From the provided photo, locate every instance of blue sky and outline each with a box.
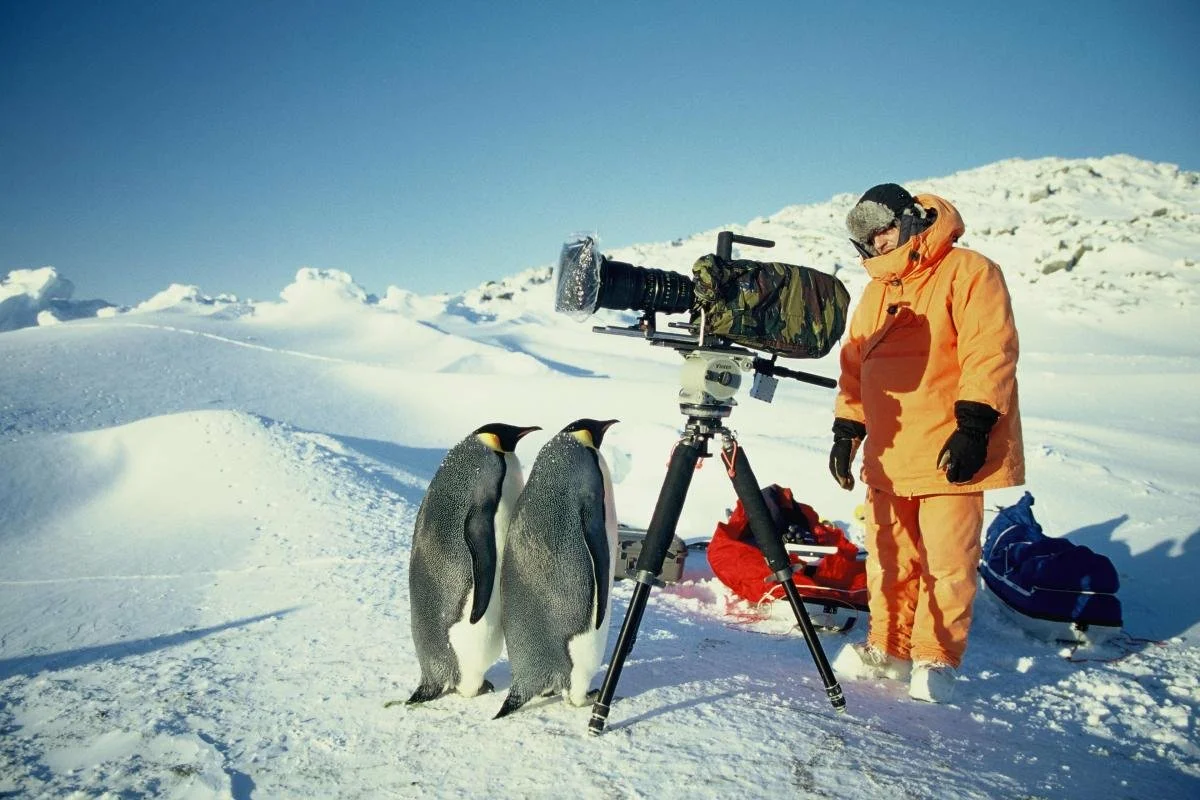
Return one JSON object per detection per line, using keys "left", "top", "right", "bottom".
{"left": 3, "top": 1, "right": 1198, "bottom": 305}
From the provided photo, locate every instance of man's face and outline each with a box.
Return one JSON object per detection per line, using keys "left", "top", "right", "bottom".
{"left": 873, "top": 223, "right": 901, "bottom": 255}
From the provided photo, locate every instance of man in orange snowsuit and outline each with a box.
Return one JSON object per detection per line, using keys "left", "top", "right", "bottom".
{"left": 828, "top": 183, "right": 1024, "bottom": 703}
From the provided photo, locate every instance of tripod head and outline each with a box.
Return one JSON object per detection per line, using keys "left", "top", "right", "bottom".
{"left": 678, "top": 348, "right": 747, "bottom": 419}
{"left": 677, "top": 344, "right": 846, "bottom": 440}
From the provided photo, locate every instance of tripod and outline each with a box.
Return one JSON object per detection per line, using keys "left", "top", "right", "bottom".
{"left": 588, "top": 349, "right": 847, "bottom": 735}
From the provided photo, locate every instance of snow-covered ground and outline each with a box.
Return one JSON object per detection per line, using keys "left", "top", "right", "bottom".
{"left": 1, "top": 155, "right": 1198, "bottom": 798}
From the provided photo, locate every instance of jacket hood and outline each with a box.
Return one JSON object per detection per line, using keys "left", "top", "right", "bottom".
{"left": 860, "top": 194, "right": 965, "bottom": 282}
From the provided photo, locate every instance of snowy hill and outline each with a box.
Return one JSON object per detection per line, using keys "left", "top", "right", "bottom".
{"left": 1, "top": 155, "right": 1198, "bottom": 798}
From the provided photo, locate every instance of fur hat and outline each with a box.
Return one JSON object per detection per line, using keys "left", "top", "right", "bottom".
{"left": 845, "top": 183, "right": 918, "bottom": 246}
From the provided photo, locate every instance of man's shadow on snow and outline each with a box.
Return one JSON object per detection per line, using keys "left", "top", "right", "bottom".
{"left": 1061, "top": 516, "right": 1199, "bottom": 641}
{"left": 0, "top": 608, "right": 298, "bottom": 680}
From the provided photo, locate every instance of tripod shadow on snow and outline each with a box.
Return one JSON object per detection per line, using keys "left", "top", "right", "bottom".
{"left": 563, "top": 590, "right": 845, "bottom": 726}
{"left": 1062, "top": 516, "right": 1200, "bottom": 640}
{"left": 0, "top": 608, "right": 297, "bottom": 680}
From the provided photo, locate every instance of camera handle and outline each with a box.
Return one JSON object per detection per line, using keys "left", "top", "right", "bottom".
{"left": 588, "top": 415, "right": 846, "bottom": 736}
{"left": 716, "top": 231, "right": 775, "bottom": 260}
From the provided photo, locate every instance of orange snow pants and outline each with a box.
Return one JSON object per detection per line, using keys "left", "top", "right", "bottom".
{"left": 864, "top": 487, "right": 984, "bottom": 668}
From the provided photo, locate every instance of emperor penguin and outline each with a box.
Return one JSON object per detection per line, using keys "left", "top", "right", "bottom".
{"left": 406, "top": 422, "right": 540, "bottom": 704}
{"left": 495, "top": 418, "right": 619, "bottom": 718}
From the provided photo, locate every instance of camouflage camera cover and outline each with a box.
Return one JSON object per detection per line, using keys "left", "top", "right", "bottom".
{"left": 690, "top": 254, "right": 849, "bottom": 359}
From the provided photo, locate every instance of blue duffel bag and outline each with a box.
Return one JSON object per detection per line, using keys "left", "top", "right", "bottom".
{"left": 979, "top": 492, "right": 1122, "bottom": 643}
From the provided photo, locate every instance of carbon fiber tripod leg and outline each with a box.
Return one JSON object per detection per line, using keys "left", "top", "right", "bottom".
{"left": 588, "top": 438, "right": 705, "bottom": 735}
{"left": 721, "top": 438, "right": 846, "bottom": 712}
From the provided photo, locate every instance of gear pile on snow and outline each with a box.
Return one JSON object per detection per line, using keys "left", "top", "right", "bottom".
{"left": 707, "top": 484, "right": 867, "bottom": 630}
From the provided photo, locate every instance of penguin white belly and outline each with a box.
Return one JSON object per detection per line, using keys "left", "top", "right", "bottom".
{"left": 564, "top": 455, "right": 619, "bottom": 706}
{"left": 565, "top": 617, "right": 611, "bottom": 706}
{"left": 447, "top": 452, "right": 523, "bottom": 696}
{"left": 447, "top": 591, "right": 503, "bottom": 696}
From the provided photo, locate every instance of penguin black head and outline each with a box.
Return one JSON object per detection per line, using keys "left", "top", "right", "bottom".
{"left": 472, "top": 423, "right": 541, "bottom": 453}
{"left": 560, "top": 418, "right": 619, "bottom": 450}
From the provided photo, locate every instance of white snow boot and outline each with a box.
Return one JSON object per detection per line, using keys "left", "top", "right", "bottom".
{"left": 909, "top": 661, "right": 958, "bottom": 703}
{"left": 832, "top": 642, "right": 911, "bottom": 681}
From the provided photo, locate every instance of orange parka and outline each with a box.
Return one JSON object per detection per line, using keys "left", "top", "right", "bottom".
{"left": 835, "top": 194, "right": 1024, "bottom": 496}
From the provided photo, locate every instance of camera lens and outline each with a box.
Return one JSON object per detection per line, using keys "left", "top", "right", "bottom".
{"left": 597, "top": 260, "right": 694, "bottom": 315}
{"left": 555, "top": 234, "right": 695, "bottom": 320}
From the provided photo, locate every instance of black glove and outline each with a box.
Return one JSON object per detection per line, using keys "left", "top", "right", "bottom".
{"left": 936, "top": 401, "right": 1000, "bottom": 484}
{"left": 829, "top": 418, "right": 867, "bottom": 491}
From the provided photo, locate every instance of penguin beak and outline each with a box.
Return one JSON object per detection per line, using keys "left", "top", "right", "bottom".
{"left": 508, "top": 425, "right": 541, "bottom": 452}
{"left": 477, "top": 424, "right": 542, "bottom": 453}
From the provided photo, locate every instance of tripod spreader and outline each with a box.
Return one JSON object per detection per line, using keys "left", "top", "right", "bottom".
{"left": 587, "top": 419, "right": 845, "bottom": 736}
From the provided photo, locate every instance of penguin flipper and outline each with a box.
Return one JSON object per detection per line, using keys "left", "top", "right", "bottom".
{"left": 493, "top": 690, "right": 528, "bottom": 719}
{"left": 463, "top": 505, "right": 498, "bottom": 624}
{"left": 581, "top": 502, "right": 611, "bottom": 629}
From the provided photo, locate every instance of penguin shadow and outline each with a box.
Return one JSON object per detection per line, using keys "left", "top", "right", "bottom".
{"left": 324, "top": 433, "right": 447, "bottom": 506}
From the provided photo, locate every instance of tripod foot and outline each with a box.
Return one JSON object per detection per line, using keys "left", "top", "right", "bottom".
{"left": 828, "top": 685, "right": 847, "bottom": 713}
{"left": 587, "top": 701, "right": 611, "bottom": 736}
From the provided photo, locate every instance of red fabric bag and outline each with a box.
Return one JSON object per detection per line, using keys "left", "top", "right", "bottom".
{"left": 707, "top": 485, "right": 868, "bottom": 610}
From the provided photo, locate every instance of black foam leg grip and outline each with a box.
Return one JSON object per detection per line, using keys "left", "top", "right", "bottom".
{"left": 726, "top": 445, "right": 792, "bottom": 575}
{"left": 634, "top": 440, "right": 703, "bottom": 575}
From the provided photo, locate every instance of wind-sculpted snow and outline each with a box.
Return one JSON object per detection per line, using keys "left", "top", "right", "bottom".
{"left": 0, "top": 267, "right": 116, "bottom": 331}
{"left": 0, "top": 155, "right": 1198, "bottom": 797}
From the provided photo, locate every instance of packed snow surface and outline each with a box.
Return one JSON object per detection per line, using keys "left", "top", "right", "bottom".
{"left": 2, "top": 155, "right": 1198, "bottom": 798}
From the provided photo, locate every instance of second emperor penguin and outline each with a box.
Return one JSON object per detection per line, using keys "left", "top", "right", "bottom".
{"left": 496, "top": 418, "right": 619, "bottom": 718}
{"left": 406, "top": 422, "right": 540, "bottom": 705}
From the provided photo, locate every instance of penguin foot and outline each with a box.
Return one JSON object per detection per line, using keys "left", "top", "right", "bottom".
{"left": 403, "top": 684, "right": 446, "bottom": 706}
{"left": 478, "top": 679, "right": 495, "bottom": 695}
{"left": 493, "top": 691, "right": 527, "bottom": 719}
{"left": 567, "top": 688, "right": 603, "bottom": 708}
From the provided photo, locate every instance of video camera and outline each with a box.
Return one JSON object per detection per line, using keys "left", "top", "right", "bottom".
{"left": 553, "top": 231, "right": 848, "bottom": 409}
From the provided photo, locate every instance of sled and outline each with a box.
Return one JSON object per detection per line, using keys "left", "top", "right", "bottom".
{"left": 979, "top": 582, "right": 1122, "bottom": 646}
{"left": 979, "top": 492, "right": 1123, "bottom": 645}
